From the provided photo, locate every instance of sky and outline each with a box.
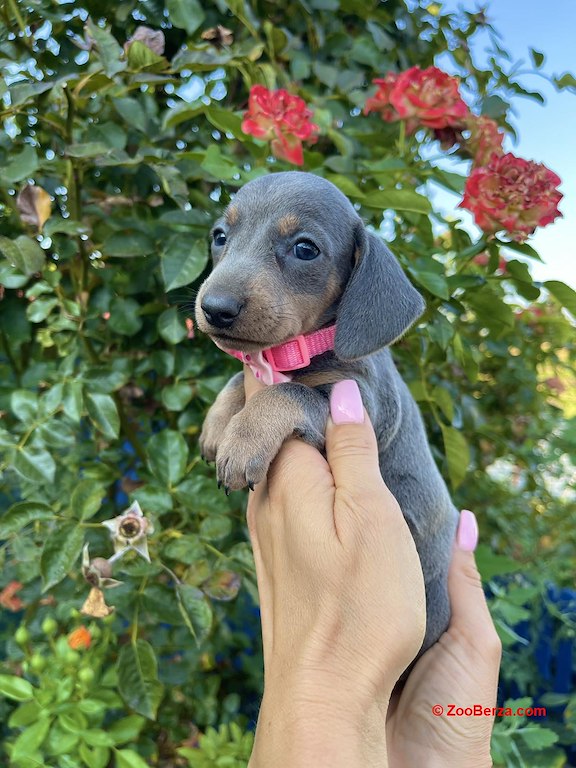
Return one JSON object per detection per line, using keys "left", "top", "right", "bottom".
{"left": 437, "top": 0, "right": 576, "bottom": 289}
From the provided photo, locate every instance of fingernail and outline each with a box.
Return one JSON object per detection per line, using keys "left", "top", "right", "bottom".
{"left": 456, "top": 509, "right": 479, "bottom": 552}
{"left": 330, "top": 380, "right": 364, "bottom": 424}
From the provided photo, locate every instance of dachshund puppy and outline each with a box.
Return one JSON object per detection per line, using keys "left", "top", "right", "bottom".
{"left": 195, "top": 172, "right": 458, "bottom": 652}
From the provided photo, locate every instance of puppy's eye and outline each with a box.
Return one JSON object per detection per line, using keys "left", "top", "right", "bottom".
{"left": 293, "top": 240, "right": 320, "bottom": 261}
{"left": 213, "top": 230, "right": 227, "bottom": 247}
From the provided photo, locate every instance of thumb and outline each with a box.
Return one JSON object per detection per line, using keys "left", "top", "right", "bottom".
{"left": 448, "top": 510, "right": 493, "bottom": 633}
{"left": 325, "top": 380, "right": 390, "bottom": 496}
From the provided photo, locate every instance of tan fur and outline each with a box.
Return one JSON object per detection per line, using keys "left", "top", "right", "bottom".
{"left": 225, "top": 205, "right": 240, "bottom": 226}
{"left": 277, "top": 214, "right": 300, "bottom": 237}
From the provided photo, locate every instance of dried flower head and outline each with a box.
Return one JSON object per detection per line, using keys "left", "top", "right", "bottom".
{"left": 101, "top": 501, "right": 154, "bottom": 562}
{"left": 81, "top": 587, "right": 115, "bottom": 618}
{"left": 81, "top": 544, "right": 123, "bottom": 589}
{"left": 201, "top": 25, "right": 234, "bottom": 47}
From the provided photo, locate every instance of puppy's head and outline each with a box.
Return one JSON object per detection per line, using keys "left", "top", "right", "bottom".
{"left": 195, "top": 171, "right": 424, "bottom": 359}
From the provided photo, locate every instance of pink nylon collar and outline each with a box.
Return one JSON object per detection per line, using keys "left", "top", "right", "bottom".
{"left": 220, "top": 325, "right": 336, "bottom": 386}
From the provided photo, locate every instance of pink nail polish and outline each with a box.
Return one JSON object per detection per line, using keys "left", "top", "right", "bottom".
{"left": 456, "top": 509, "right": 479, "bottom": 552}
{"left": 330, "top": 380, "right": 364, "bottom": 424}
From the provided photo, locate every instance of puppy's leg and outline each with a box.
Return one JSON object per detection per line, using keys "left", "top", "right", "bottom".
{"left": 216, "top": 383, "right": 328, "bottom": 491}
{"left": 199, "top": 372, "right": 245, "bottom": 462}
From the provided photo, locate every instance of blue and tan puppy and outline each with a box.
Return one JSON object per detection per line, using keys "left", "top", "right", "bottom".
{"left": 195, "top": 171, "right": 459, "bottom": 652}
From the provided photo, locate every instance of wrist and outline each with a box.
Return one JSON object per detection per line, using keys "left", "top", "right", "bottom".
{"left": 250, "top": 682, "right": 390, "bottom": 768}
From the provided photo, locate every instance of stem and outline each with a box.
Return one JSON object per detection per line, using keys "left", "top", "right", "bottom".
{"left": 8, "top": 0, "right": 31, "bottom": 49}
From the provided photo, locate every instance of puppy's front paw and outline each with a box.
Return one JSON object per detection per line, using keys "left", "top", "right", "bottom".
{"left": 215, "top": 413, "right": 282, "bottom": 492}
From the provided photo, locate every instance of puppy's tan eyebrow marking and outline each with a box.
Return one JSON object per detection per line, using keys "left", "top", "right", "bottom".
{"left": 225, "top": 205, "right": 240, "bottom": 225}
{"left": 277, "top": 214, "right": 300, "bottom": 237}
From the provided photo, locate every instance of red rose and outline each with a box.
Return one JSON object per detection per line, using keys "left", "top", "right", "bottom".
{"left": 241, "top": 85, "right": 319, "bottom": 165}
{"left": 364, "top": 73, "right": 403, "bottom": 123}
{"left": 365, "top": 67, "right": 468, "bottom": 135}
{"left": 460, "top": 153, "right": 562, "bottom": 242}
{"left": 466, "top": 116, "right": 504, "bottom": 167}
{"left": 391, "top": 66, "right": 468, "bottom": 131}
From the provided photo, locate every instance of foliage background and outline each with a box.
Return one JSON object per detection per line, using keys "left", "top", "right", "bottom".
{"left": 0, "top": 1, "right": 575, "bottom": 766}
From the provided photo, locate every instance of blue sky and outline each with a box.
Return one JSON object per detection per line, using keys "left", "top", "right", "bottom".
{"left": 437, "top": 0, "right": 575, "bottom": 289}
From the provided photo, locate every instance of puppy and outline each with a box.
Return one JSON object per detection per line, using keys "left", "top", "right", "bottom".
{"left": 195, "top": 171, "right": 459, "bottom": 652}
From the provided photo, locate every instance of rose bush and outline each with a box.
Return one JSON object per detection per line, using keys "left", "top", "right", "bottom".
{"left": 0, "top": 1, "right": 575, "bottom": 766}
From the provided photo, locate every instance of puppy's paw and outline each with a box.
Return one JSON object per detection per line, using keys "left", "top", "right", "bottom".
{"left": 215, "top": 413, "right": 282, "bottom": 491}
{"left": 199, "top": 406, "right": 234, "bottom": 462}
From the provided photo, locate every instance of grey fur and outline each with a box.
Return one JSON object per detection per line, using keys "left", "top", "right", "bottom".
{"left": 195, "top": 171, "right": 459, "bottom": 654}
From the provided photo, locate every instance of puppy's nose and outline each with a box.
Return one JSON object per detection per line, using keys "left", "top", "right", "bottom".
{"left": 201, "top": 294, "right": 244, "bottom": 329}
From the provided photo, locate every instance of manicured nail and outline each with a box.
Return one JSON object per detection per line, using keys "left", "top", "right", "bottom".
{"left": 330, "top": 380, "right": 364, "bottom": 424}
{"left": 456, "top": 509, "right": 479, "bottom": 552}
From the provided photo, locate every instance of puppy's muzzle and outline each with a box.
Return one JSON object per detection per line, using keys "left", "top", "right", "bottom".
{"left": 201, "top": 293, "right": 244, "bottom": 330}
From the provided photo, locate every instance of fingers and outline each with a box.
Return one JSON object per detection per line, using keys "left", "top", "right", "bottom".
{"left": 325, "top": 381, "right": 382, "bottom": 488}
{"left": 448, "top": 510, "right": 502, "bottom": 661}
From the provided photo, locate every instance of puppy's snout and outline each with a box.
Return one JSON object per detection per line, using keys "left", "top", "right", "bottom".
{"left": 201, "top": 293, "right": 244, "bottom": 329}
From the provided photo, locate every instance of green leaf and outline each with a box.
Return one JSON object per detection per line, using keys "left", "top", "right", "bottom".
{"left": 544, "top": 280, "right": 576, "bottom": 316}
{"left": 85, "top": 18, "right": 125, "bottom": 77}
{"left": 146, "top": 429, "right": 189, "bottom": 486}
{"left": 40, "top": 521, "right": 84, "bottom": 591}
{"left": 439, "top": 424, "right": 469, "bottom": 489}
{"left": 518, "top": 725, "right": 559, "bottom": 749}
{"left": 200, "top": 514, "right": 232, "bottom": 541}
{"left": 161, "top": 236, "right": 208, "bottom": 291}
{"left": 205, "top": 107, "right": 245, "bottom": 138}
{"left": 113, "top": 97, "right": 148, "bottom": 134}
{"left": 107, "top": 715, "right": 146, "bottom": 745}
{"left": 554, "top": 72, "right": 576, "bottom": 91}
{"left": 126, "top": 41, "right": 168, "bottom": 71}
{"left": 66, "top": 142, "right": 113, "bottom": 158}
{"left": 86, "top": 392, "right": 120, "bottom": 439}
{"left": 117, "top": 640, "right": 164, "bottom": 720}
{"left": 408, "top": 269, "right": 450, "bottom": 300}
{"left": 62, "top": 380, "right": 83, "bottom": 422}
{"left": 475, "top": 545, "right": 520, "bottom": 581}
{"left": 14, "top": 445, "right": 56, "bottom": 484}
{"left": 161, "top": 381, "right": 193, "bottom": 411}
{"left": 27, "top": 296, "right": 59, "bottom": 322}
{"left": 10, "top": 389, "right": 38, "bottom": 421}
{"left": 157, "top": 307, "right": 188, "bottom": 344}
{"left": 530, "top": 48, "right": 545, "bottom": 68}
{"left": 150, "top": 164, "right": 189, "bottom": 208}
{"left": 115, "top": 749, "right": 151, "bottom": 768}
{"left": 167, "top": 0, "right": 206, "bottom": 34}
{"left": 103, "top": 231, "right": 155, "bottom": 258}
{"left": 0, "top": 675, "right": 35, "bottom": 702}
{"left": 0, "top": 145, "right": 38, "bottom": 184}
{"left": 8, "top": 700, "right": 42, "bottom": 727}
{"left": 362, "top": 189, "right": 431, "bottom": 213}
{"left": 70, "top": 479, "right": 104, "bottom": 520}
{"left": 79, "top": 743, "right": 110, "bottom": 768}
{"left": 0, "top": 235, "right": 46, "bottom": 275}
{"left": 11, "top": 716, "right": 51, "bottom": 760}
{"left": 175, "top": 584, "right": 213, "bottom": 645}
{"left": 481, "top": 94, "right": 509, "bottom": 119}
{"left": 0, "top": 501, "right": 54, "bottom": 538}
{"left": 108, "top": 297, "right": 143, "bottom": 336}
{"left": 200, "top": 145, "right": 240, "bottom": 180}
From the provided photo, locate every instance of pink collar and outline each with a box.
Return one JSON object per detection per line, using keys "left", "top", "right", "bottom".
{"left": 218, "top": 325, "right": 336, "bottom": 385}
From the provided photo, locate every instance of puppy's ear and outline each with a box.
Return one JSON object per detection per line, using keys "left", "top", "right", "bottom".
{"left": 334, "top": 225, "right": 425, "bottom": 361}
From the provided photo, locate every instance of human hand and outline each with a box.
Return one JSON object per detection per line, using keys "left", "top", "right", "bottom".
{"left": 386, "top": 510, "right": 501, "bottom": 768}
{"left": 244, "top": 370, "right": 426, "bottom": 767}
